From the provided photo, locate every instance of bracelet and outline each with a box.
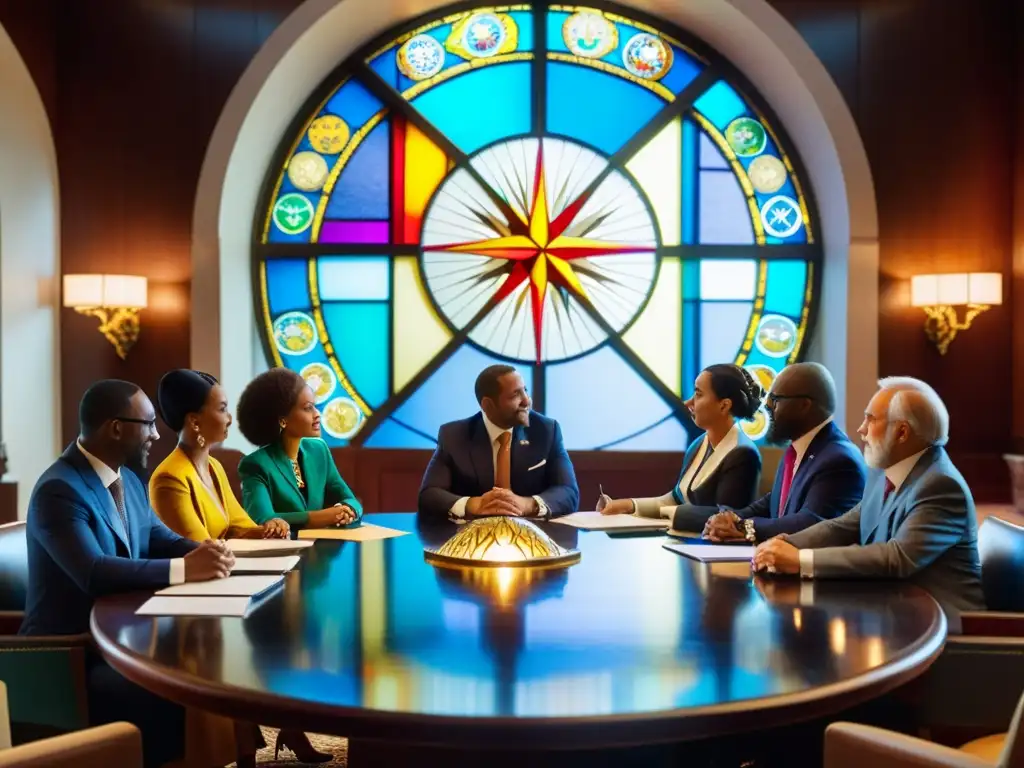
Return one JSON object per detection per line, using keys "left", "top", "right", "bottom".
{"left": 743, "top": 519, "right": 757, "bottom": 543}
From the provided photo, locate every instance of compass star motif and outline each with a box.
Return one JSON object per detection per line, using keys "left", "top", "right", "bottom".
{"left": 422, "top": 138, "right": 658, "bottom": 363}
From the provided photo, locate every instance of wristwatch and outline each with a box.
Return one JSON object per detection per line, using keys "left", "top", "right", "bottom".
{"left": 743, "top": 519, "right": 757, "bottom": 543}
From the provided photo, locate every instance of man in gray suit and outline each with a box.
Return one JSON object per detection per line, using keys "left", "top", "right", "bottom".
{"left": 753, "top": 376, "right": 985, "bottom": 627}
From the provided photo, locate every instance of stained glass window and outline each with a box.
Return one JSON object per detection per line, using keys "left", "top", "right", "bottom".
{"left": 254, "top": 3, "right": 821, "bottom": 450}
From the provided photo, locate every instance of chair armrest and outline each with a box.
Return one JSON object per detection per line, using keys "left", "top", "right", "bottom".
{"left": 960, "top": 612, "right": 1024, "bottom": 637}
{"left": 0, "top": 722, "right": 142, "bottom": 768}
{"left": 825, "top": 723, "right": 993, "bottom": 768}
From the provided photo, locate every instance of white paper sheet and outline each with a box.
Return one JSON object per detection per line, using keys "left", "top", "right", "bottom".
{"left": 297, "top": 524, "right": 408, "bottom": 541}
{"left": 663, "top": 542, "right": 756, "bottom": 563}
{"left": 231, "top": 555, "right": 300, "bottom": 573}
{"left": 135, "top": 596, "right": 252, "bottom": 617}
{"left": 551, "top": 511, "right": 670, "bottom": 530}
{"left": 155, "top": 574, "right": 283, "bottom": 598}
{"left": 224, "top": 539, "right": 314, "bottom": 555}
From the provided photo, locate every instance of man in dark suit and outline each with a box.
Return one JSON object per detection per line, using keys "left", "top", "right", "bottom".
{"left": 675, "top": 362, "right": 866, "bottom": 543}
{"left": 754, "top": 377, "right": 984, "bottom": 628}
{"left": 20, "top": 379, "right": 234, "bottom": 767}
{"left": 418, "top": 365, "right": 579, "bottom": 519}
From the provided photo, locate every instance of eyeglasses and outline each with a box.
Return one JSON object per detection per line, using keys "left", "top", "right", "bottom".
{"left": 113, "top": 416, "right": 158, "bottom": 429}
{"left": 765, "top": 393, "right": 816, "bottom": 407}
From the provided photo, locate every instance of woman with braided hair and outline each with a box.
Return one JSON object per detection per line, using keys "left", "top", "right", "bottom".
{"left": 598, "top": 363, "right": 764, "bottom": 517}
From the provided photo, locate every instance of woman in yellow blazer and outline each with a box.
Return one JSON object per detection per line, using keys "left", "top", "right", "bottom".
{"left": 151, "top": 369, "right": 330, "bottom": 767}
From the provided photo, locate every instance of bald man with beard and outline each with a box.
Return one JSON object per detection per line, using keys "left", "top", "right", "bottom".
{"left": 673, "top": 363, "right": 867, "bottom": 544}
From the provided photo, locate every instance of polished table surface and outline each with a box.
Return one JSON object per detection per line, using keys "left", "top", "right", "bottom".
{"left": 91, "top": 513, "right": 946, "bottom": 749}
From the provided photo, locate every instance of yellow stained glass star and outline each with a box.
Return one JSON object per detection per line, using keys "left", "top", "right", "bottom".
{"left": 424, "top": 145, "right": 655, "bottom": 362}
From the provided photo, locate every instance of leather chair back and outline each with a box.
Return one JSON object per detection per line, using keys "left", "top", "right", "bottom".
{"left": 0, "top": 522, "right": 28, "bottom": 614}
{"left": 977, "top": 516, "right": 1024, "bottom": 612}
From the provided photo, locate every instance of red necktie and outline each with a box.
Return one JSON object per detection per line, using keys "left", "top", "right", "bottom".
{"left": 495, "top": 432, "right": 511, "bottom": 490}
{"left": 883, "top": 478, "right": 895, "bottom": 502}
{"left": 777, "top": 445, "right": 797, "bottom": 515}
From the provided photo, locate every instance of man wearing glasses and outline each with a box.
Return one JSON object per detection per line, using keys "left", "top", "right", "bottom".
{"left": 20, "top": 379, "right": 234, "bottom": 767}
{"left": 677, "top": 362, "right": 867, "bottom": 544}
{"left": 753, "top": 377, "right": 984, "bottom": 625}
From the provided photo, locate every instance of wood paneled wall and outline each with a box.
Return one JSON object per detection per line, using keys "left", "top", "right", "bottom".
{"left": 0, "top": 0, "right": 1020, "bottom": 499}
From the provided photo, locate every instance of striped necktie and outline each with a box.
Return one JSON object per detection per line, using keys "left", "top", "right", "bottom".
{"left": 109, "top": 477, "right": 131, "bottom": 549}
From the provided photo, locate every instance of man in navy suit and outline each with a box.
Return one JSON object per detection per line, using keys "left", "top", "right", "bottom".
{"left": 20, "top": 379, "right": 234, "bottom": 767}
{"left": 675, "top": 362, "right": 866, "bottom": 544}
{"left": 418, "top": 365, "right": 579, "bottom": 519}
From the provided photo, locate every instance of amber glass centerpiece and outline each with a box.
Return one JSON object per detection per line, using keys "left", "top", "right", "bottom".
{"left": 425, "top": 516, "right": 580, "bottom": 570}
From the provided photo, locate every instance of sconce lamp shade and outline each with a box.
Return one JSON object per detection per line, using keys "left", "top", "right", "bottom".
{"left": 63, "top": 274, "right": 148, "bottom": 310}
{"left": 911, "top": 272, "right": 1002, "bottom": 308}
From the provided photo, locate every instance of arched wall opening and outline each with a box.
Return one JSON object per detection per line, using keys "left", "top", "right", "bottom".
{"left": 193, "top": 0, "right": 878, "bottom": 449}
{"left": 0, "top": 22, "right": 61, "bottom": 516}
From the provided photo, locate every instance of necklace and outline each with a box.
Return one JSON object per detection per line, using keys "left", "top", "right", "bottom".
{"left": 291, "top": 458, "right": 305, "bottom": 489}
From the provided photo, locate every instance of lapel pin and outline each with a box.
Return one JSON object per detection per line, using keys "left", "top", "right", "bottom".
{"left": 519, "top": 439, "right": 529, "bottom": 446}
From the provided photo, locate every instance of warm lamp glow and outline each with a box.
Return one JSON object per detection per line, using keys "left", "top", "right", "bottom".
{"left": 63, "top": 274, "right": 148, "bottom": 359}
{"left": 910, "top": 272, "right": 1002, "bottom": 355}
{"left": 424, "top": 517, "right": 580, "bottom": 570}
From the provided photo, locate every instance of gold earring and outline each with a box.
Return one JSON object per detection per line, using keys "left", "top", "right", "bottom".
{"left": 279, "top": 420, "right": 287, "bottom": 430}
{"left": 193, "top": 424, "right": 205, "bottom": 449}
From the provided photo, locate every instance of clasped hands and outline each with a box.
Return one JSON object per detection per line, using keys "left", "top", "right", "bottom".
{"left": 308, "top": 504, "right": 358, "bottom": 528}
{"left": 702, "top": 511, "right": 801, "bottom": 575}
{"left": 467, "top": 487, "right": 536, "bottom": 517}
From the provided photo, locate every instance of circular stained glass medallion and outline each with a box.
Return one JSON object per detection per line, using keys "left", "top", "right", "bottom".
{"left": 726, "top": 116, "right": 767, "bottom": 157}
{"left": 273, "top": 311, "right": 318, "bottom": 356}
{"left": 563, "top": 11, "right": 618, "bottom": 59}
{"left": 760, "top": 195, "right": 803, "bottom": 239}
{"left": 322, "top": 397, "right": 363, "bottom": 439}
{"left": 287, "top": 151, "right": 329, "bottom": 192}
{"left": 747, "top": 155, "right": 787, "bottom": 194}
{"left": 755, "top": 314, "right": 798, "bottom": 359}
{"left": 742, "top": 406, "right": 770, "bottom": 441}
{"left": 301, "top": 361, "right": 337, "bottom": 404}
{"left": 306, "top": 115, "right": 349, "bottom": 155}
{"left": 397, "top": 34, "right": 445, "bottom": 80}
{"left": 272, "top": 194, "right": 314, "bottom": 236}
{"left": 461, "top": 13, "right": 507, "bottom": 58}
{"left": 622, "top": 33, "right": 672, "bottom": 80}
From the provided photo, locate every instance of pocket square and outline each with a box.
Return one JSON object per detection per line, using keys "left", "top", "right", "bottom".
{"left": 527, "top": 459, "right": 547, "bottom": 471}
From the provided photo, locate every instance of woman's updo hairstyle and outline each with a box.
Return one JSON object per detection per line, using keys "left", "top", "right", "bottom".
{"left": 703, "top": 363, "right": 765, "bottom": 421}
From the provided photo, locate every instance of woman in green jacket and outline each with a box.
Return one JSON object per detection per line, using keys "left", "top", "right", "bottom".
{"left": 236, "top": 368, "right": 362, "bottom": 531}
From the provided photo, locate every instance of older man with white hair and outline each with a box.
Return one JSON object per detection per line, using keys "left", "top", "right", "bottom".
{"left": 753, "top": 376, "right": 985, "bottom": 625}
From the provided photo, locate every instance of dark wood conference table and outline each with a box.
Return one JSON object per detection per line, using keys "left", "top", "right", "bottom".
{"left": 91, "top": 513, "right": 946, "bottom": 763}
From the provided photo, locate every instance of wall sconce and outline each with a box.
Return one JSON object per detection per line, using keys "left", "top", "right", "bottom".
{"left": 910, "top": 272, "right": 1002, "bottom": 355}
{"left": 63, "top": 274, "right": 148, "bottom": 359}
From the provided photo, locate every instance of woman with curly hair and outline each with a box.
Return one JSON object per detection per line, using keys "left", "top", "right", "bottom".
{"left": 598, "top": 363, "right": 764, "bottom": 517}
{"left": 236, "top": 368, "right": 361, "bottom": 531}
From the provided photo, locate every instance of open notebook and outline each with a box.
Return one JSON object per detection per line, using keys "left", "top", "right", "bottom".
{"left": 155, "top": 574, "right": 284, "bottom": 598}
{"left": 135, "top": 596, "right": 254, "bottom": 618}
{"left": 663, "top": 542, "right": 756, "bottom": 563}
{"left": 551, "top": 511, "right": 669, "bottom": 531}
{"left": 224, "top": 539, "right": 314, "bottom": 556}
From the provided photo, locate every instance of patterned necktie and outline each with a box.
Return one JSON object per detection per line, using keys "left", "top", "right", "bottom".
{"left": 495, "top": 432, "right": 512, "bottom": 490}
{"left": 109, "top": 477, "right": 131, "bottom": 549}
{"left": 776, "top": 445, "right": 798, "bottom": 516}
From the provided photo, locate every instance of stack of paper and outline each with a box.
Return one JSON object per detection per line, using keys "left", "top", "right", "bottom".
{"left": 135, "top": 574, "right": 286, "bottom": 618}
{"left": 297, "top": 523, "right": 407, "bottom": 541}
{"left": 663, "top": 542, "right": 756, "bottom": 563}
{"left": 231, "top": 555, "right": 301, "bottom": 574}
{"left": 224, "top": 539, "right": 314, "bottom": 556}
{"left": 551, "top": 511, "right": 670, "bottom": 531}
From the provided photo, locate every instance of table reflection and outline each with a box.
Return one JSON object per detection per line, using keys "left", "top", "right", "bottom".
{"left": 104, "top": 514, "right": 942, "bottom": 723}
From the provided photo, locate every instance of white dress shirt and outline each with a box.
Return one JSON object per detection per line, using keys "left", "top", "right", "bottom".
{"left": 790, "top": 415, "right": 834, "bottom": 475}
{"left": 798, "top": 447, "right": 930, "bottom": 577}
{"left": 449, "top": 413, "right": 549, "bottom": 520}
{"left": 77, "top": 441, "right": 185, "bottom": 585}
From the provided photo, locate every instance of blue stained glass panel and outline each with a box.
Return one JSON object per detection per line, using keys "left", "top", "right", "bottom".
{"left": 699, "top": 132, "right": 729, "bottom": 169}
{"left": 363, "top": 417, "right": 436, "bottom": 449}
{"left": 392, "top": 344, "right": 533, "bottom": 438}
{"left": 699, "top": 170, "right": 754, "bottom": 244}
{"left": 682, "top": 300, "right": 698, "bottom": 392}
{"left": 699, "top": 302, "right": 752, "bottom": 370}
{"left": 681, "top": 118, "right": 698, "bottom": 245}
{"left": 267, "top": 259, "right": 310, "bottom": 314}
{"left": 603, "top": 416, "right": 689, "bottom": 452}
{"left": 509, "top": 11, "right": 533, "bottom": 50}
{"left": 659, "top": 45, "right": 702, "bottom": 95}
{"left": 318, "top": 257, "right": 389, "bottom": 301}
{"left": 693, "top": 80, "right": 747, "bottom": 131}
{"left": 546, "top": 63, "right": 664, "bottom": 154}
{"left": 412, "top": 64, "right": 531, "bottom": 154}
{"left": 545, "top": 11, "right": 571, "bottom": 52}
{"left": 321, "top": 302, "right": 389, "bottom": 408}
{"left": 545, "top": 346, "right": 670, "bottom": 450}
{"left": 324, "top": 79, "right": 385, "bottom": 130}
{"left": 763, "top": 261, "right": 807, "bottom": 317}
{"left": 325, "top": 120, "right": 390, "bottom": 220}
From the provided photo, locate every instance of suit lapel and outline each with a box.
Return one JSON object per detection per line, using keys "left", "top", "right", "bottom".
{"left": 269, "top": 442, "right": 307, "bottom": 508}
{"left": 780, "top": 422, "right": 836, "bottom": 516}
{"left": 63, "top": 445, "right": 130, "bottom": 552}
{"left": 470, "top": 416, "right": 495, "bottom": 490}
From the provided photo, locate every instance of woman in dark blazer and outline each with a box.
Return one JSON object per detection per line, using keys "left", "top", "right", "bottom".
{"left": 236, "top": 368, "right": 362, "bottom": 532}
{"left": 599, "top": 363, "right": 763, "bottom": 516}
